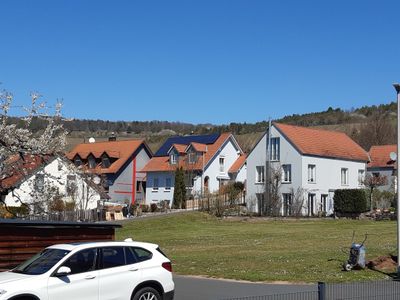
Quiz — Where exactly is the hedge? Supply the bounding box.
[334,189,368,214]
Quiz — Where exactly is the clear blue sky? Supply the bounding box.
[1,0,399,124]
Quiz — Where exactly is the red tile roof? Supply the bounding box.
[368,145,397,168]
[229,154,247,173]
[0,155,53,192]
[190,142,208,152]
[142,133,233,172]
[66,139,151,174]
[169,144,187,154]
[274,123,369,162]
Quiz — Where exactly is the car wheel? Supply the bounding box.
[132,287,161,300]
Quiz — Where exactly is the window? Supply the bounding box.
[74,156,82,167]
[153,178,159,191]
[269,137,280,161]
[124,247,138,265]
[132,247,153,262]
[256,193,265,208]
[170,153,177,165]
[256,166,265,183]
[35,174,45,192]
[66,175,77,196]
[219,157,225,172]
[282,164,291,183]
[88,155,96,169]
[136,181,141,192]
[63,248,97,274]
[13,248,70,275]
[100,247,125,269]
[341,168,349,185]
[308,165,316,183]
[188,152,197,164]
[165,178,171,191]
[358,169,365,186]
[102,154,111,168]
[283,193,292,216]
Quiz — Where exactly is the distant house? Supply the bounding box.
[66,138,152,205]
[246,123,369,216]
[142,133,245,206]
[0,155,108,212]
[367,145,397,192]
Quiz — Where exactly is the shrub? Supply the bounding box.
[0,204,29,218]
[334,189,368,215]
[150,203,158,212]
[140,204,150,213]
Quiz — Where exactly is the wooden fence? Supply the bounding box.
[20,209,105,222]
[186,192,246,212]
[0,220,121,271]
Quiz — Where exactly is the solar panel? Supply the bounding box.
[155,134,220,156]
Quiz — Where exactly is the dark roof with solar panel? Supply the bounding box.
[154,134,220,157]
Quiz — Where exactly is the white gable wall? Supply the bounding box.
[203,137,241,193]
[4,158,102,210]
[246,125,367,215]
[109,147,151,204]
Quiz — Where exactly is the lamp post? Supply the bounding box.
[394,83,400,277]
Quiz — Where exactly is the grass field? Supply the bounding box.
[116,212,397,283]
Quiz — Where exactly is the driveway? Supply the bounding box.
[173,275,317,300]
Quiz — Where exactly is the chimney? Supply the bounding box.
[108,132,117,142]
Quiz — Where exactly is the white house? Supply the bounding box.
[142,133,246,206]
[246,123,369,216]
[367,144,397,192]
[1,155,108,212]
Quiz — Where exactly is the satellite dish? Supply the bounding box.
[93,176,101,185]
[89,137,96,144]
[390,152,397,161]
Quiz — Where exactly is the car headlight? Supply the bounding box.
[0,289,6,296]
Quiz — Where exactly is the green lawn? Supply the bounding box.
[116,212,397,283]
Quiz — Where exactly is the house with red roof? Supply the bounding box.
[1,155,108,212]
[367,144,397,192]
[142,133,245,206]
[246,123,369,216]
[66,138,152,205]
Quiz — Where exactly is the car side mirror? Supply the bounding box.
[56,266,71,277]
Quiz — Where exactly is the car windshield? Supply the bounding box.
[12,248,70,275]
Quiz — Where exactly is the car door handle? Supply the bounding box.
[85,274,96,279]
[129,268,139,272]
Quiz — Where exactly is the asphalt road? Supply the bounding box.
[173,275,317,300]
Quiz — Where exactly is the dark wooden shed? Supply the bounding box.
[0,219,122,271]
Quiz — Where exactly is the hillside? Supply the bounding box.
[9,101,397,153]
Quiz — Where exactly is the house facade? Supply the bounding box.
[1,155,108,211]
[246,123,369,216]
[367,145,397,192]
[142,133,245,206]
[66,139,152,205]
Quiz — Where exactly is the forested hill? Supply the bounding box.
[8,101,397,153]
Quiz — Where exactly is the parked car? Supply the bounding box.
[0,239,174,300]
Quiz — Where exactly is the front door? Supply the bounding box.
[308,194,315,216]
[47,248,98,300]
[321,194,328,213]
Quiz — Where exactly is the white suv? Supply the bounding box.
[0,239,174,300]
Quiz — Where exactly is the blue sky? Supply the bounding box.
[1,0,399,124]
